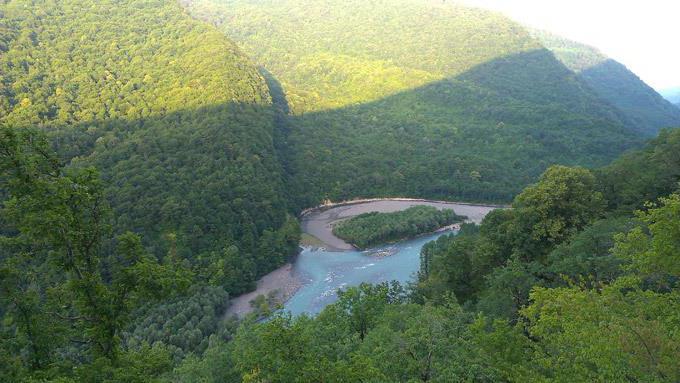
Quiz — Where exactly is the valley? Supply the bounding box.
[1,0,679,381]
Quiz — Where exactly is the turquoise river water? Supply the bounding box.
[283,232,451,316]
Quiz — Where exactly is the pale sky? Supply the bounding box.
[459,0,680,91]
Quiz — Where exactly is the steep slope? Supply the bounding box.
[0,0,298,291]
[185,0,642,205]
[660,87,680,105]
[185,0,541,112]
[533,30,680,136]
[597,128,680,212]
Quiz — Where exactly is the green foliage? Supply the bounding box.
[597,128,680,212]
[171,338,240,383]
[186,0,541,108]
[0,127,188,380]
[414,149,680,381]
[217,184,680,383]
[518,196,680,382]
[123,286,233,360]
[520,283,680,382]
[226,282,498,382]
[418,165,605,312]
[5,128,676,381]
[333,206,465,249]
[329,281,408,341]
[0,0,300,297]
[0,252,63,373]
[418,228,485,306]
[614,194,680,280]
[2,1,679,381]
[534,29,680,136]
[511,165,606,260]
[545,217,634,287]
[185,0,643,206]
[73,344,174,383]
[192,215,301,295]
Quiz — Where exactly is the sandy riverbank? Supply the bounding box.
[224,263,302,318]
[301,199,500,251]
[225,198,501,317]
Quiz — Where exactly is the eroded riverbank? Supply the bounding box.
[224,263,301,318]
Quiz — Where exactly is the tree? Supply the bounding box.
[511,165,606,261]
[357,303,500,382]
[516,194,680,382]
[0,127,188,372]
[331,282,407,341]
[614,193,680,279]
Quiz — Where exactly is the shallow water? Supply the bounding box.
[283,232,451,316]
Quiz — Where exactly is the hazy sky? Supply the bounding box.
[460,0,680,91]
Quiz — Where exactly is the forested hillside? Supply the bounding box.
[417,127,680,317]
[2,0,680,381]
[169,129,680,382]
[4,125,679,382]
[534,30,680,135]
[0,0,299,293]
[0,0,302,378]
[184,0,644,206]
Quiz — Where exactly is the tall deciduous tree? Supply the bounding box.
[0,127,189,372]
[512,165,606,261]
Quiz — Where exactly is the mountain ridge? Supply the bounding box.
[183,0,646,207]
[532,29,680,135]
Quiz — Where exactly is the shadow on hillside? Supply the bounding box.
[45,49,649,259]
[578,59,680,136]
[280,48,644,204]
[48,100,293,262]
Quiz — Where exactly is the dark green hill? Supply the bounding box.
[0,0,298,290]
[533,30,680,136]
[597,128,680,212]
[185,0,643,206]
[287,51,640,206]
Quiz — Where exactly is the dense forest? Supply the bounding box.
[0,0,300,380]
[1,0,680,381]
[2,126,678,381]
[333,206,465,249]
[171,130,680,382]
[533,30,680,136]
[184,0,652,205]
[0,0,300,297]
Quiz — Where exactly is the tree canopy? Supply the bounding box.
[1,0,679,381]
[0,0,300,297]
[333,206,465,249]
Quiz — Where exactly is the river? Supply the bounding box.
[284,232,448,315]
[225,199,499,318]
